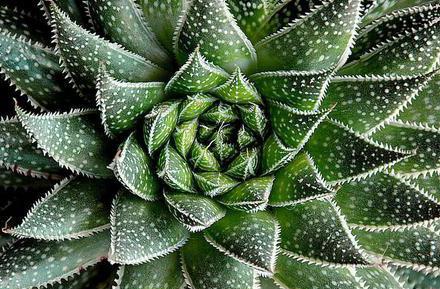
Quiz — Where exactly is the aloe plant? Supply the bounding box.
[0,0,439,288]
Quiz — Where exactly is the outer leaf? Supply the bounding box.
[174,0,257,73]
[109,191,189,264]
[112,133,159,201]
[0,230,110,289]
[16,107,114,178]
[173,118,198,158]
[409,172,440,202]
[115,252,185,289]
[261,133,298,174]
[226,147,260,180]
[355,267,404,289]
[6,177,112,240]
[238,104,267,137]
[256,0,362,71]
[0,169,54,190]
[204,211,279,274]
[178,94,216,122]
[96,72,166,137]
[164,192,226,232]
[193,172,239,197]
[218,176,274,212]
[181,235,257,289]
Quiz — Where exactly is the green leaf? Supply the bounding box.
[200,103,239,124]
[261,133,298,174]
[0,31,75,109]
[339,22,440,76]
[109,191,189,264]
[16,107,114,178]
[269,152,334,207]
[87,0,171,68]
[409,172,440,202]
[50,3,168,96]
[213,67,262,104]
[336,172,440,227]
[0,117,63,178]
[226,147,260,180]
[166,47,229,93]
[218,176,274,212]
[251,69,333,111]
[97,72,165,137]
[237,125,256,149]
[204,211,279,274]
[193,172,239,197]
[6,177,111,240]
[259,277,282,289]
[210,125,237,162]
[256,0,362,71]
[143,101,180,156]
[157,143,195,193]
[306,120,409,184]
[164,192,226,231]
[189,141,220,172]
[181,235,257,289]
[395,265,440,289]
[179,94,216,122]
[115,252,185,289]
[174,0,257,73]
[44,0,88,25]
[322,73,433,134]
[197,123,217,142]
[0,230,110,289]
[269,101,330,148]
[0,168,55,190]
[238,104,267,137]
[274,199,368,265]
[355,266,404,289]
[274,255,361,289]
[173,119,198,158]
[112,133,159,201]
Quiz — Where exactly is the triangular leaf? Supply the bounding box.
[193,172,239,197]
[238,104,267,137]
[409,172,440,202]
[179,93,216,122]
[355,267,404,289]
[0,169,55,191]
[261,133,298,175]
[200,102,239,124]
[173,118,198,158]
[109,191,189,264]
[189,141,220,172]
[237,125,256,149]
[226,147,260,180]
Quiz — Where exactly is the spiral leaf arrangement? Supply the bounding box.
[0,0,439,288]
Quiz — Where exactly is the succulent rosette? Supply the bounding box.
[0,0,440,288]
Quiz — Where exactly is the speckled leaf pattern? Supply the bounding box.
[109,191,189,264]
[205,211,279,274]
[355,266,404,289]
[16,108,114,178]
[112,133,159,201]
[6,177,111,240]
[173,118,198,158]
[115,252,185,289]
[275,199,368,265]
[50,3,168,96]
[218,176,274,212]
[237,125,256,149]
[193,172,239,197]
[0,169,55,190]
[269,152,334,206]
[200,103,239,124]
[178,94,216,122]
[188,141,220,172]
[0,230,110,289]
[181,235,257,289]
[213,68,262,104]
[87,0,171,68]
[256,0,362,71]
[97,72,165,137]
[238,104,267,137]
[175,0,257,73]
[165,192,226,231]
[166,48,229,93]
[261,134,298,174]
[226,147,260,180]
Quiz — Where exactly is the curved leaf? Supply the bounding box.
[193,172,239,197]
[226,147,259,180]
[179,94,216,122]
[173,118,198,158]
[261,133,298,175]
[238,104,267,137]
[189,141,220,172]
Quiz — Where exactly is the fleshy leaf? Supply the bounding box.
[87,0,171,67]
[143,101,180,156]
[173,119,198,158]
[322,73,434,134]
[0,230,110,289]
[174,0,257,73]
[237,125,256,149]
[336,172,440,228]
[256,0,362,71]
[238,104,267,137]
[157,143,195,193]
[115,252,185,289]
[97,72,166,137]
[213,67,262,104]
[112,133,159,201]
[109,191,189,264]
[204,211,279,274]
[181,235,257,289]
[218,176,274,212]
[0,169,55,190]
[269,152,334,206]
[50,3,168,96]
[355,267,404,289]
[179,94,216,122]
[193,172,239,197]
[226,147,260,180]
[306,120,409,184]
[409,172,440,202]
[251,69,333,111]
[16,107,114,178]
[261,133,298,174]
[269,101,330,148]
[210,125,237,162]
[6,177,111,240]
[166,48,229,93]
[44,0,87,25]
[164,192,226,232]
[274,199,368,265]
[197,123,217,142]
[189,141,220,172]
[201,103,239,124]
